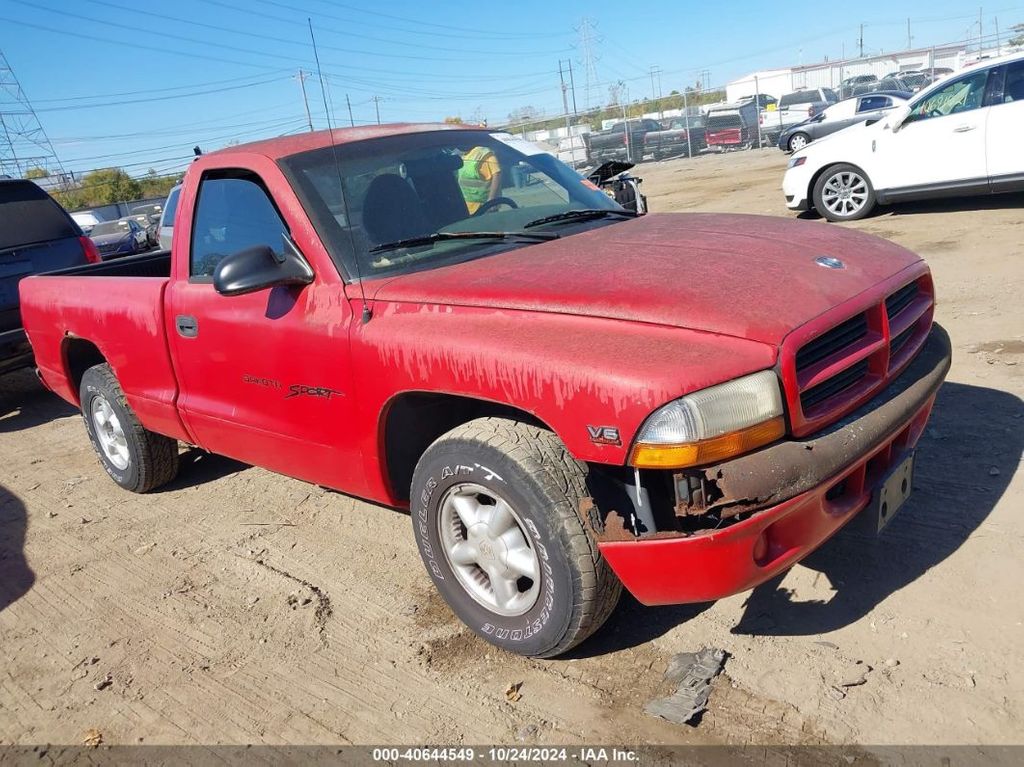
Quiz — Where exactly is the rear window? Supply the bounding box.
[780,91,821,107]
[0,180,80,251]
[707,113,742,129]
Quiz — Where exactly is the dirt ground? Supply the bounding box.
[1,150,1021,749]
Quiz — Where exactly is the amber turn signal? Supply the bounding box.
[629,416,786,469]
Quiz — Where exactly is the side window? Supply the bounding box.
[908,70,989,122]
[857,96,886,113]
[190,173,288,278]
[1001,61,1024,103]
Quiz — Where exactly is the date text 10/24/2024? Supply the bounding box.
[371,747,639,763]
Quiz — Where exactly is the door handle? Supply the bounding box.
[176,315,198,338]
[952,125,976,133]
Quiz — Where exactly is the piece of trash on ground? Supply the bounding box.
[644,647,727,726]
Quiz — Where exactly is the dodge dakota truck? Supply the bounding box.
[19,124,951,658]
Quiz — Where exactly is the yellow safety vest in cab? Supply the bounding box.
[458,147,496,208]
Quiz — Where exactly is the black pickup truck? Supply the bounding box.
[584,118,663,163]
[0,179,99,375]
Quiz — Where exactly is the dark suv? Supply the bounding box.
[0,179,100,374]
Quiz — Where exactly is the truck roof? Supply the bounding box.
[206,122,489,161]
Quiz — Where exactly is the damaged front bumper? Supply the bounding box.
[598,323,952,606]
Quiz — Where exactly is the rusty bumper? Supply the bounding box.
[598,323,951,606]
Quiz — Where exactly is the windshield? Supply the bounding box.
[161,186,181,227]
[91,221,130,236]
[280,129,621,279]
[707,113,742,129]
[780,91,821,107]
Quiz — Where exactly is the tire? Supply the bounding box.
[410,417,621,658]
[812,163,876,222]
[787,132,810,152]
[80,363,178,493]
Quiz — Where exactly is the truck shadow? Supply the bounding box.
[575,381,1020,654]
[157,449,250,492]
[732,381,1022,637]
[0,370,77,433]
[0,483,33,614]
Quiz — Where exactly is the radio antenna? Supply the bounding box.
[308,18,371,324]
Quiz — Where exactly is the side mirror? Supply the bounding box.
[213,236,314,297]
[888,104,913,132]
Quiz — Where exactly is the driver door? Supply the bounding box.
[874,69,991,193]
[165,165,358,488]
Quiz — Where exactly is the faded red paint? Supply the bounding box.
[18,125,949,608]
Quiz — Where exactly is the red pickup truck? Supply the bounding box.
[19,124,951,658]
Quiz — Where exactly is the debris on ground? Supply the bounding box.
[93,673,113,691]
[82,729,103,747]
[504,681,523,703]
[644,648,727,726]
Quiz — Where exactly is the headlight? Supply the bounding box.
[788,156,807,169]
[630,370,785,469]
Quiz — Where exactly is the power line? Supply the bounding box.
[32,76,289,113]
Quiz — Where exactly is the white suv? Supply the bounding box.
[783,52,1024,221]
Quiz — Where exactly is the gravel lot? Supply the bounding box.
[1,149,1021,748]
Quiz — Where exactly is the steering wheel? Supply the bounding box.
[472,196,519,216]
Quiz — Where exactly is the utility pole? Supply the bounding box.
[574,17,601,112]
[558,60,571,137]
[859,24,864,58]
[567,59,578,118]
[979,7,984,52]
[907,18,913,49]
[649,65,663,101]
[295,69,314,132]
[371,95,382,125]
[345,93,355,127]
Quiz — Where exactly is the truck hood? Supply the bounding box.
[371,213,922,346]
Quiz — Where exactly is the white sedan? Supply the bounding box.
[783,51,1024,221]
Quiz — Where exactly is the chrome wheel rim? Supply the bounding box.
[91,396,129,470]
[790,134,807,151]
[437,482,541,617]
[821,170,868,217]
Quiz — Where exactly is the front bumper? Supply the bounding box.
[782,163,812,210]
[599,324,952,606]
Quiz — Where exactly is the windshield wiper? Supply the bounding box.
[523,208,637,229]
[369,230,559,254]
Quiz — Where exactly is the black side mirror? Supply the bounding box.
[213,236,314,296]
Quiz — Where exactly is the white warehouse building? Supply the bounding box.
[726,44,966,102]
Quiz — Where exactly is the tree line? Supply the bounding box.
[26,167,181,211]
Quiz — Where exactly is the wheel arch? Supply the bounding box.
[62,337,107,405]
[379,390,554,504]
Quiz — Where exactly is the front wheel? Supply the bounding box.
[410,418,621,658]
[787,132,810,152]
[813,163,877,222]
[80,364,178,492]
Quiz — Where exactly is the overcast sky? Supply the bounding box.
[1,0,1017,179]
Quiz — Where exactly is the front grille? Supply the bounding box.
[795,312,868,372]
[800,359,869,411]
[889,323,917,358]
[886,281,919,319]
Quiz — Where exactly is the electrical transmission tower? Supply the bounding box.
[0,50,65,181]
[574,17,601,112]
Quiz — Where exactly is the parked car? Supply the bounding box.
[584,118,663,163]
[643,115,707,159]
[130,202,163,222]
[89,218,148,259]
[738,94,778,110]
[0,178,100,375]
[127,213,158,247]
[784,52,1024,221]
[839,74,878,99]
[778,91,911,152]
[19,124,951,658]
[70,210,105,235]
[159,184,181,250]
[762,88,840,139]
[705,101,760,150]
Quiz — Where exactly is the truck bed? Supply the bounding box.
[18,251,188,442]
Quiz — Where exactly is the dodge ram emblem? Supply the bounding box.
[815,256,845,270]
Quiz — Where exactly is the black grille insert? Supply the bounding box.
[801,359,870,411]
[796,313,869,372]
[889,323,917,359]
[886,281,919,319]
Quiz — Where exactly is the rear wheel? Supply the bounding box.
[813,163,876,222]
[80,364,178,493]
[410,417,621,658]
